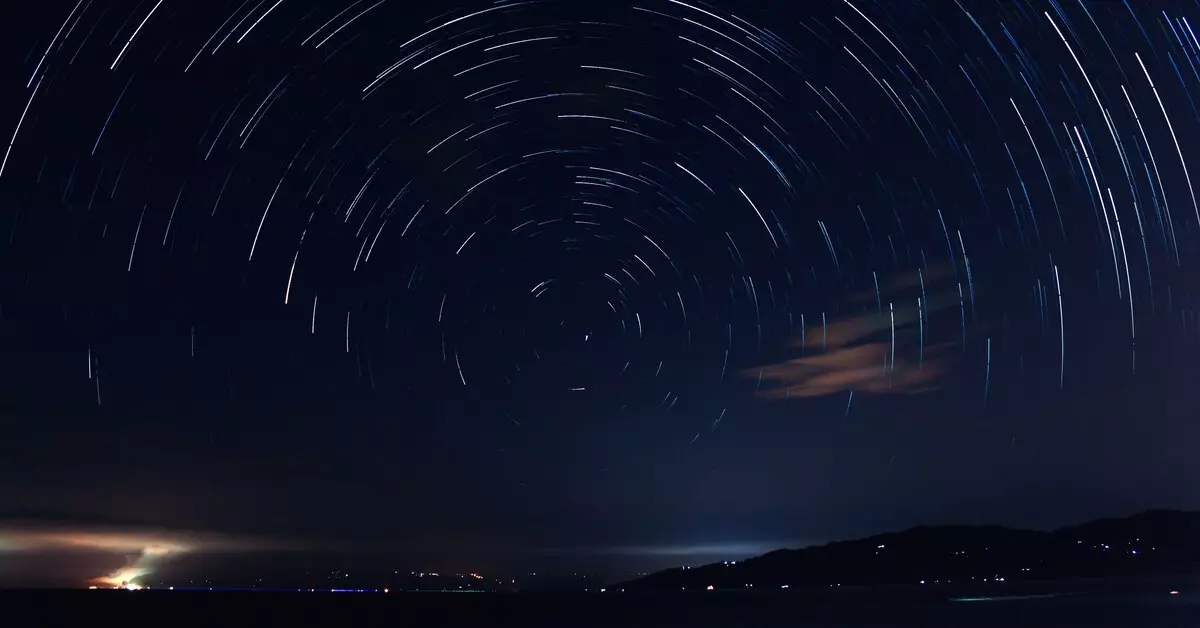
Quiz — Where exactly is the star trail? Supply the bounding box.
[1,0,1198,575]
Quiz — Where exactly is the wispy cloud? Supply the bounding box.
[749,267,959,400]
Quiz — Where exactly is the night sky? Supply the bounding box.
[1,0,1199,586]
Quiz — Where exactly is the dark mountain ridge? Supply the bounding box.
[618,510,1200,591]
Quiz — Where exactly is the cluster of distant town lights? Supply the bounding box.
[85,570,496,593]
[88,584,1182,597]
[85,539,1182,596]
[90,583,390,593]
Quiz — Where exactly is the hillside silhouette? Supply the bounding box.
[618,510,1200,591]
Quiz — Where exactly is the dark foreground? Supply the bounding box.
[4,584,1198,627]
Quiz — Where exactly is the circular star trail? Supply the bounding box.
[1,1,1197,527]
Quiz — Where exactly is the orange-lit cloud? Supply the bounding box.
[749,267,958,400]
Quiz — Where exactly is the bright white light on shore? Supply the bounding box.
[124,583,142,591]
[0,523,279,589]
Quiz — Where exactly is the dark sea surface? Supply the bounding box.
[4,584,1198,627]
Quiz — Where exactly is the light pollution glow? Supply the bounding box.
[0,524,275,587]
